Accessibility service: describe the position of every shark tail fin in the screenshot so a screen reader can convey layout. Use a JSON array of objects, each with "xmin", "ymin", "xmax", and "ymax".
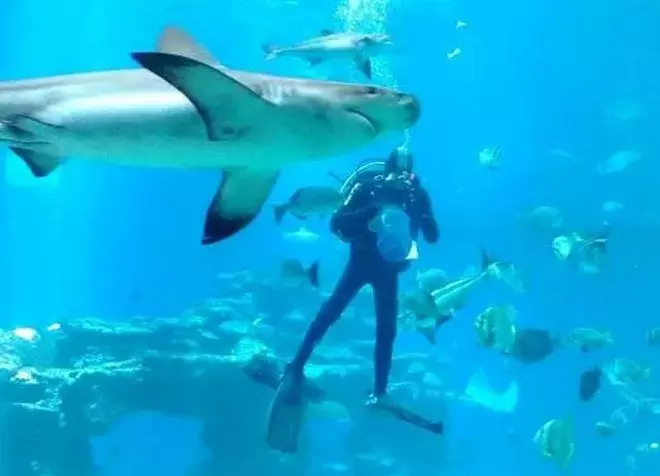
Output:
[
  {"xmin": 420, "ymin": 326, "xmax": 436, "ymax": 344},
  {"xmin": 262, "ymin": 44, "xmax": 278, "ymax": 60},
  {"xmin": 307, "ymin": 261, "xmax": 320, "ymax": 288},
  {"xmin": 480, "ymin": 248, "xmax": 497, "ymax": 272},
  {"xmin": 273, "ymin": 203, "xmax": 287, "ymax": 224}
]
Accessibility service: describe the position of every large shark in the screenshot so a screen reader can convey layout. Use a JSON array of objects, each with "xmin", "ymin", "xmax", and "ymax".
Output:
[{"xmin": 0, "ymin": 27, "xmax": 420, "ymax": 244}]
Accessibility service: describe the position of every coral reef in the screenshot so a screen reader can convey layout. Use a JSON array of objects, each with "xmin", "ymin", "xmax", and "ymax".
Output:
[{"xmin": 0, "ymin": 273, "xmax": 448, "ymax": 476}]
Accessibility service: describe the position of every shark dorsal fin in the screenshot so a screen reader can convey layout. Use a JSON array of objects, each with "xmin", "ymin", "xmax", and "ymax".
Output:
[
  {"xmin": 320, "ymin": 29, "xmax": 334, "ymax": 36},
  {"xmin": 132, "ymin": 52, "xmax": 277, "ymax": 142},
  {"xmin": 157, "ymin": 27, "xmax": 218, "ymax": 65}
]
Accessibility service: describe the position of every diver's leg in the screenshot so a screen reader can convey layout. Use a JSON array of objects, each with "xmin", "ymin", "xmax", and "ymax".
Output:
[
  {"xmin": 267, "ymin": 261, "xmax": 366, "ymax": 453},
  {"xmin": 371, "ymin": 269, "xmax": 399, "ymax": 398},
  {"xmin": 289, "ymin": 261, "xmax": 366, "ymax": 373}
]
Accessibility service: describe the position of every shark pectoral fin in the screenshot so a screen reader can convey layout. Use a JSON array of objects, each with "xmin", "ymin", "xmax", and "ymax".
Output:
[
  {"xmin": 10, "ymin": 147, "xmax": 63, "ymax": 177},
  {"xmin": 202, "ymin": 168, "xmax": 280, "ymax": 245},
  {"xmin": 156, "ymin": 27, "xmax": 218, "ymax": 65},
  {"xmin": 131, "ymin": 52, "xmax": 277, "ymax": 142},
  {"xmin": 354, "ymin": 55, "xmax": 372, "ymax": 79}
]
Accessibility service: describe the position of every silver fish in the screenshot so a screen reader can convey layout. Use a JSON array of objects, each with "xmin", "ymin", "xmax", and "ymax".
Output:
[
  {"xmin": 0, "ymin": 27, "xmax": 419, "ymax": 245},
  {"xmin": 273, "ymin": 186, "xmax": 342, "ymax": 224}
]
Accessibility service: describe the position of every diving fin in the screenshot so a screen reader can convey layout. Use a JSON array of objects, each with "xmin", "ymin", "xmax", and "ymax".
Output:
[
  {"xmin": 242, "ymin": 355, "xmax": 326, "ymax": 401},
  {"xmin": 373, "ymin": 399, "xmax": 444, "ymax": 435},
  {"xmin": 266, "ymin": 372, "xmax": 308, "ymax": 454}
]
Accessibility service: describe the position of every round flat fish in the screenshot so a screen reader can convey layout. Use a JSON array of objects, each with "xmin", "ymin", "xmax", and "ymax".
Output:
[
  {"xmin": 508, "ymin": 328, "xmax": 557, "ymax": 363},
  {"xmin": 578, "ymin": 366, "xmax": 602, "ymax": 402}
]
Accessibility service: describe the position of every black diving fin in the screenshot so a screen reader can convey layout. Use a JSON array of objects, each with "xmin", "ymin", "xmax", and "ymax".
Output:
[
  {"xmin": 374, "ymin": 399, "xmax": 445, "ymax": 435},
  {"xmin": 243, "ymin": 355, "xmax": 321, "ymax": 454},
  {"xmin": 265, "ymin": 373, "xmax": 307, "ymax": 454}
]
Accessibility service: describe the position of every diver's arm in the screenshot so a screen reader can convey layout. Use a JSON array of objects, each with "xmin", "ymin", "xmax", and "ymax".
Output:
[
  {"xmin": 331, "ymin": 183, "xmax": 380, "ymax": 242},
  {"xmin": 416, "ymin": 188, "xmax": 439, "ymax": 244}
]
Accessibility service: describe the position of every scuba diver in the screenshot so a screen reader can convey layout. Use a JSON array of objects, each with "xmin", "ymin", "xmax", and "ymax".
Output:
[{"xmin": 266, "ymin": 146, "xmax": 441, "ymax": 453}]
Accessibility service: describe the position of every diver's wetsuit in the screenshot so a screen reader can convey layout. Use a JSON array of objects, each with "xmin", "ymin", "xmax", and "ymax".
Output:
[{"xmin": 289, "ymin": 171, "xmax": 439, "ymax": 397}]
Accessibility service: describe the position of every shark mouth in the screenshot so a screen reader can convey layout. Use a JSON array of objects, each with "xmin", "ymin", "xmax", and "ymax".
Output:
[{"xmin": 346, "ymin": 109, "xmax": 379, "ymax": 135}]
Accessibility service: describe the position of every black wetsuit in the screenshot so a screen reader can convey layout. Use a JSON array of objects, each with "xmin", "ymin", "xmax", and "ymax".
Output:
[{"xmin": 289, "ymin": 172, "xmax": 439, "ymax": 397}]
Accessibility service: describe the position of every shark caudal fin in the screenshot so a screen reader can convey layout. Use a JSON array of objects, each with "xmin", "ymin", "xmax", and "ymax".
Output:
[
  {"xmin": 273, "ymin": 203, "xmax": 288, "ymax": 224},
  {"xmin": 307, "ymin": 261, "xmax": 320, "ymax": 288},
  {"xmin": 480, "ymin": 248, "xmax": 496, "ymax": 271},
  {"xmin": 202, "ymin": 168, "xmax": 280, "ymax": 245}
]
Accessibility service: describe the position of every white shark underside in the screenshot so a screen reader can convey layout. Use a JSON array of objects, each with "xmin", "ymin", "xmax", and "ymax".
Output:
[{"xmin": 0, "ymin": 27, "xmax": 419, "ymax": 244}]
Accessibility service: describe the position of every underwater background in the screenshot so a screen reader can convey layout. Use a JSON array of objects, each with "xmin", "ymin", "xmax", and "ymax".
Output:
[{"xmin": 1, "ymin": 0, "xmax": 659, "ymax": 475}]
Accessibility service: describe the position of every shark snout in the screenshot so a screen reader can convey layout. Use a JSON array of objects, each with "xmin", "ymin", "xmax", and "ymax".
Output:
[{"xmin": 400, "ymin": 94, "xmax": 421, "ymax": 125}]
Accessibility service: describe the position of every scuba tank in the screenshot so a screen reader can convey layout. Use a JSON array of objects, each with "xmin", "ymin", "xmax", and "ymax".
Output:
[
  {"xmin": 339, "ymin": 145, "xmax": 419, "ymax": 262},
  {"xmin": 369, "ymin": 205, "xmax": 417, "ymax": 262}
]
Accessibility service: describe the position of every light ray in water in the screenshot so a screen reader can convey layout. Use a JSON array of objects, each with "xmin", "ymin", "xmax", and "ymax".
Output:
[{"xmin": 336, "ymin": 0, "xmax": 412, "ymax": 147}]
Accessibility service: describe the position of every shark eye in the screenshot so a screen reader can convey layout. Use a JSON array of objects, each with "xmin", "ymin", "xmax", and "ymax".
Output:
[{"xmin": 365, "ymin": 86, "xmax": 379, "ymax": 95}]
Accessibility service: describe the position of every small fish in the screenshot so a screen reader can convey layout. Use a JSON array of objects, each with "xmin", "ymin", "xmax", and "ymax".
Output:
[
  {"xmin": 283, "ymin": 226, "xmax": 321, "ymax": 243},
  {"xmin": 478, "ymin": 146, "xmax": 502, "ymax": 170},
  {"xmin": 456, "ymin": 20, "xmax": 468, "ymax": 30},
  {"xmin": 447, "ymin": 48, "xmax": 461, "ymax": 60},
  {"xmin": 647, "ymin": 327, "xmax": 660, "ymax": 346},
  {"xmin": 565, "ymin": 328, "xmax": 613, "ymax": 353},
  {"xmin": 553, "ymin": 227, "xmax": 609, "ymax": 272},
  {"xmin": 425, "ymin": 250, "xmax": 499, "ymax": 317},
  {"xmin": 400, "ymin": 288, "xmax": 452, "ymax": 344},
  {"xmin": 578, "ymin": 366, "xmax": 602, "ymax": 402},
  {"xmin": 534, "ymin": 416, "xmax": 575, "ymax": 469},
  {"xmin": 605, "ymin": 358, "xmax": 651, "ymax": 387},
  {"xmin": 519, "ymin": 206, "xmax": 564, "ymax": 232},
  {"xmin": 273, "ymin": 186, "xmax": 342, "ymax": 224},
  {"xmin": 508, "ymin": 328, "xmax": 558, "ymax": 363},
  {"xmin": 474, "ymin": 305, "xmax": 518, "ymax": 353},
  {"xmin": 262, "ymin": 30, "xmax": 393, "ymax": 79},
  {"xmin": 281, "ymin": 259, "xmax": 320, "ymax": 288},
  {"xmin": 596, "ymin": 149, "xmax": 642, "ymax": 174},
  {"xmin": 594, "ymin": 421, "xmax": 616, "ymax": 437}
]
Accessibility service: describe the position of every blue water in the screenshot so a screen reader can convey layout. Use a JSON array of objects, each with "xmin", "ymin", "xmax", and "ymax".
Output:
[{"xmin": 1, "ymin": 0, "xmax": 659, "ymax": 474}]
